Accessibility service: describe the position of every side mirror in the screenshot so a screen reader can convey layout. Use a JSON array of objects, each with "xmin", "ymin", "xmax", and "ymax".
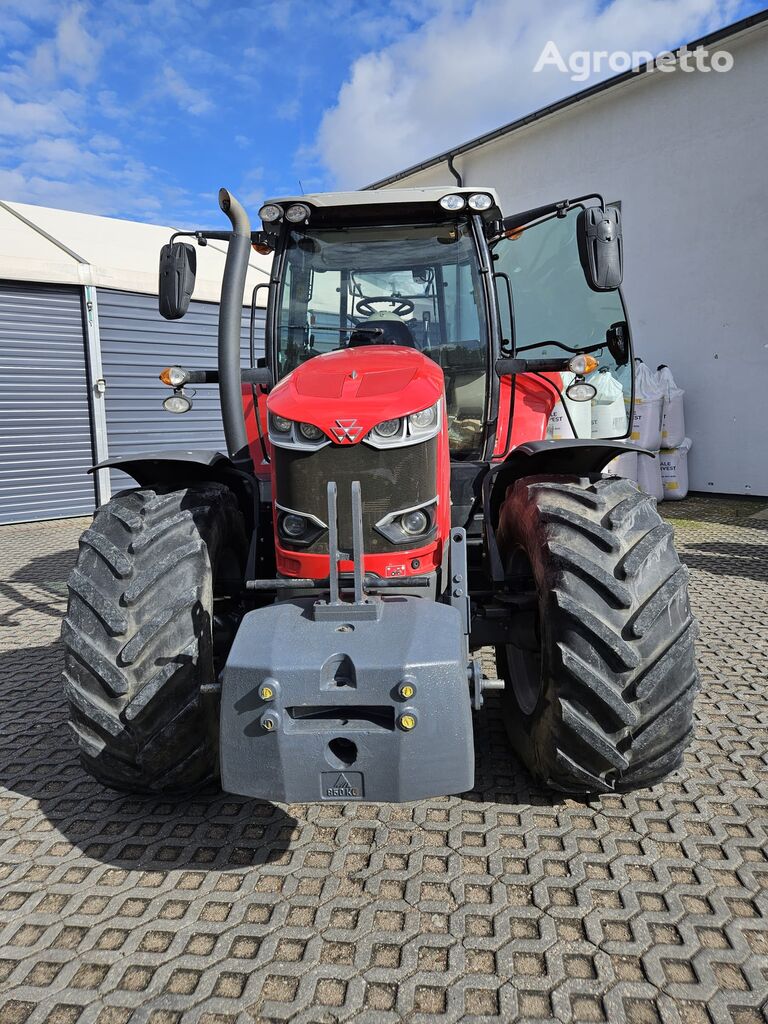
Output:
[
  {"xmin": 159, "ymin": 242, "xmax": 196, "ymax": 320},
  {"xmin": 606, "ymin": 320, "xmax": 630, "ymax": 365},
  {"xmin": 577, "ymin": 205, "xmax": 622, "ymax": 291}
]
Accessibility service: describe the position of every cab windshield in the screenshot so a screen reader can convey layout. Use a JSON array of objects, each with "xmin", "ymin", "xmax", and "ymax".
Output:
[{"xmin": 275, "ymin": 221, "xmax": 489, "ymax": 457}]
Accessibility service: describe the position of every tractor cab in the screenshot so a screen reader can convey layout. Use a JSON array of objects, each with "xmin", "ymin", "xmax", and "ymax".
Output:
[
  {"xmin": 255, "ymin": 187, "xmax": 634, "ymax": 532},
  {"xmin": 262, "ymin": 188, "xmax": 501, "ymax": 462}
]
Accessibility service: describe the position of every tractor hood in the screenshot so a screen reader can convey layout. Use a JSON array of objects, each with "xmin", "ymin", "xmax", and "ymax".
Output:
[{"xmin": 267, "ymin": 347, "xmax": 445, "ymax": 444}]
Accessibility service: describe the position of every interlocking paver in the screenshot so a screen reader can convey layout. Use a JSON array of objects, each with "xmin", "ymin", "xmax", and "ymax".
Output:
[{"xmin": 0, "ymin": 496, "xmax": 766, "ymax": 1023}]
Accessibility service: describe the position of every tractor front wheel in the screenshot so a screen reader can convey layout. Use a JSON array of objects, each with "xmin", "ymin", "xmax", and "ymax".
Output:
[
  {"xmin": 62, "ymin": 482, "xmax": 247, "ymax": 793},
  {"xmin": 495, "ymin": 474, "xmax": 698, "ymax": 794}
]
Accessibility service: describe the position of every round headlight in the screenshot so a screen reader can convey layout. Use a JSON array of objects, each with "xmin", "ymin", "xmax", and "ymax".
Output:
[
  {"xmin": 259, "ymin": 204, "xmax": 282, "ymax": 223},
  {"xmin": 272, "ymin": 414, "xmax": 292, "ymax": 433},
  {"xmin": 468, "ymin": 193, "xmax": 492, "ymax": 211},
  {"xmin": 439, "ymin": 194, "xmax": 466, "ymax": 211},
  {"xmin": 409, "ymin": 406, "xmax": 437, "ymax": 430},
  {"xmin": 565, "ymin": 381, "xmax": 597, "ymax": 403},
  {"xmin": 373, "ymin": 418, "xmax": 401, "ymax": 439},
  {"xmin": 285, "ymin": 203, "xmax": 310, "ymax": 223},
  {"xmin": 401, "ymin": 509, "xmax": 429, "ymax": 535},
  {"xmin": 282, "ymin": 514, "xmax": 307, "ymax": 538},
  {"xmin": 163, "ymin": 393, "xmax": 192, "ymax": 414},
  {"xmin": 299, "ymin": 421, "xmax": 324, "ymax": 441}
]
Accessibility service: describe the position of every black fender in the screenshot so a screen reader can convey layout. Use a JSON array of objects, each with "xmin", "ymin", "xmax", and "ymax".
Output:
[
  {"xmin": 482, "ymin": 440, "xmax": 651, "ymax": 583},
  {"xmin": 91, "ymin": 449, "xmax": 269, "ymax": 532},
  {"xmin": 91, "ymin": 449, "xmax": 238, "ymax": 488}
]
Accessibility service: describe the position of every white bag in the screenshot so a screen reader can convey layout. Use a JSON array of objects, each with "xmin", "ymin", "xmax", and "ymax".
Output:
[
  {"xmin": 656, "ymin": 365, "xmax": 686, "ymax": 449},
  {"xmin": 637, "ymin": 451, "xmax": 664, "ymax": 501},
  {"xmin": 660, "ymin": 438, "xmax": 692, "ymax": 500},
  {"xmin": 604, "ymin": 449, "xmax": 638, "ymax": 481},
  {"xmin": 546, "ymin": 372, "xmax": 592, "ymax": 439},
  {"xmin": 591, "ymin": 369, "xmax": 628, "ymax": 438},
  {"xmin": 627, "ymin": 360, "xmax": 664, "ymax": 450}
]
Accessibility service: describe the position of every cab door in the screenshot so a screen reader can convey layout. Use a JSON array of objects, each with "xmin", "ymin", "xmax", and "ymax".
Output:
[{"xmin": 491, "ymin": 203, "xmax": 631, "ymax": 453}]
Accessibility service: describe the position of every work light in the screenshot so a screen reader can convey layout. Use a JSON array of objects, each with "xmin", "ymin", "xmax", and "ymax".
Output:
[
  {"xmin": 285, "ymin": 203, "xmax": 310, "ymax": 223},
  {"xmin": 439, "ymin": 194, "xmax": 465, "ymax": 211},
  {"xmin": 468, "ymin": 193, "xmax": 492, "ymax": 211},
  {"xmin": 565, "ymin": 380, "xmax": 597, "ymax": 402},
  {"xmin": 162, "ymin": 392, "xmax": 192, "ymax": 414},
  {"xmin": 259, "ymin": 204, "xmax": 282, "ymax": 222}
]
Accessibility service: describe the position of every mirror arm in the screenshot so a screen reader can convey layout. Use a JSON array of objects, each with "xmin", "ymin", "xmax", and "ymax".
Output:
[
  {"xmin": 161, "ymin": 366, "xmax": 273, "ymax": 387},
  {"xmin": 495, "ymin": 356, "xmax": 571, "ymax": 377}
]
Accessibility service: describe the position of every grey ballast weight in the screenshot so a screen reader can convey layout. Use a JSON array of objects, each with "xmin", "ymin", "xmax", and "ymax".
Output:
[{"xmin": 220, "ymin": 596, "xmax": 474, "ymax": 802}]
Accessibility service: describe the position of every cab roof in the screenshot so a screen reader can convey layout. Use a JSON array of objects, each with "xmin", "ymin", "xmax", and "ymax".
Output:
[{"xmin": 260, "ymin": 187, "xmax": 503, "ymax": 225}]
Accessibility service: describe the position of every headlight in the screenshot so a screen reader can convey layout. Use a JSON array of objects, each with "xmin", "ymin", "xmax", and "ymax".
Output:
[
  {"xmin": 281, "ymin": 514, "xmax": 307, "ymax": 538},
  {"xmin": 409, "ymin": 406, "xmax": 437, "ymax": 430},
  {"xmin": 402, "ymin": 509, "xmax": 429, "ymax": 535},
  {"xmin": 163, "ymin": 392, "xmax": 192, "ymax": 414},
  {"xmin": 259, "ymin": 204, "xmax": 282, "ymax": 222},
  {"xmin": 374, "ymin": 499, "xmax": 437, "ymax": 544},
  {"xmin": 285, "ymin": 203, "xmax": 310, "ymax": 223},
  {"xmin": 373, "ymin": 418, "xmax": 402, "ymax": 439},
  {"xmin": 439, "ymin": 194, "xmax": 465, "ymax": 211},
  {"xmin": 271, "ymin": 414, "xmax": 292, "ymax": 432},
  {"xmin": 364, "ymin": 401, "xmax": 441, "ymax": 448},
  {"xmin": 299, "ymin": 421, "xmax": 324, "ymax": 441},
  {"xmin": 468, "ymin": 193, "xmax": 492, "ymax": 211},
  {"xmin": 565, "ymin": 380, "xmax": 597, "ymax": 402}
]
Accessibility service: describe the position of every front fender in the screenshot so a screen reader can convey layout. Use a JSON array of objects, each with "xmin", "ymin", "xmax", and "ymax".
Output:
[
  {"xmin": 482, "ymin": 440, "xmax": 651, "ymax": 583},
  {"xmin": 90, "ymin": 449, "xmax": 237, "ymax": 488}
]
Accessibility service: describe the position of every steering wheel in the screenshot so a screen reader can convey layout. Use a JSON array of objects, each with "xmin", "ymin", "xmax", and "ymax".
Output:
[{"xmin": 356, "ymin": 296, "xmax": 415, "ymax": 318}]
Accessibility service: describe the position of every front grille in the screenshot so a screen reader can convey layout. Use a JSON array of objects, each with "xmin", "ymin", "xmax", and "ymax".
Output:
[{"xmin": 274, "ymin": 438, "xmax": 438, "ymax": 554}]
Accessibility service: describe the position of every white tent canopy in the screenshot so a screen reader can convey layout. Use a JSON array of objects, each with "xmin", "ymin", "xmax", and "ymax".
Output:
[{"xmin": 0, "ymin": 200, "xmax": 272, "ymax": 306}]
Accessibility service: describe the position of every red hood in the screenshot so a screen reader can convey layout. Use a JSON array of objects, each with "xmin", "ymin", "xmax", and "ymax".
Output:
[{"xmin": 268, "ymin": 346, "xmax": 444, "ymax": 442}]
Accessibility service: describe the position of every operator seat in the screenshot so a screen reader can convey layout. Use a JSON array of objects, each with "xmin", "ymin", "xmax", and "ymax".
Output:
[{"xmin": 348, "ymin": 312, "xmax": 416, "ymax": 349}]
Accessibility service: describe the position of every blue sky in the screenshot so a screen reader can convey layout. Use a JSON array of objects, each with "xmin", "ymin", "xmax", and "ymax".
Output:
[{"xmin": 0, "ymin": 0, "xmax": 762, "ymax": 226}]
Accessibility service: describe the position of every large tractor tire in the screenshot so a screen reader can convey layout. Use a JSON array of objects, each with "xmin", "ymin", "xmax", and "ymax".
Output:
[
  {"xmin": 62, "ymin": 482, "xmax": 247, "ymax": 793},
  {"xmin": 495, "ymin": 474, "xmax": 698, "ymax": 794}
]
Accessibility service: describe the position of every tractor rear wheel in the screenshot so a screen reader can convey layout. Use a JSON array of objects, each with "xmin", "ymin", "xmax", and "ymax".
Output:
[
  {"xmin": 495, "ymin": 474, "xmax": 698, "ymax": 794},
  {"xmin": 62, "ymin": 482, "xmax": 247, "ymax": 793}
]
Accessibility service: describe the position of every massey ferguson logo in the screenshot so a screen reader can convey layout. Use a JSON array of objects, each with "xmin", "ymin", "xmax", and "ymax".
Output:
[{"xmin": 331, "ymin": 418, "xmax": 362, "ymax": 443}]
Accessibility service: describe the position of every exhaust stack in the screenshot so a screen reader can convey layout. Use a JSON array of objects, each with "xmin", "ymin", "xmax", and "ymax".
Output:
[{"xmin": 217, "ymin": 188, "xmax": 250, "ymax": 464}]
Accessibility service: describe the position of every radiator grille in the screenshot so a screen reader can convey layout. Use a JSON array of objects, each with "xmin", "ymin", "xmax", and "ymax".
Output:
[{"xmin": 273, "ymin": 438, "xmax": 437, "ymax": 554}]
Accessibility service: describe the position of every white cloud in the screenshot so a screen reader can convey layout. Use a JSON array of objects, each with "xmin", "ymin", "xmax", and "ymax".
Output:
[
  {"xmin": 0, "ymin": 91, "xmax": 77, "ymax": 136},
  {"xmin": 315, "ymin": 0, "xmax": 742, "ymax": 187},
  {"xmin": 161, "ymin": 66, "xmax": 214, "ymax": 115}
]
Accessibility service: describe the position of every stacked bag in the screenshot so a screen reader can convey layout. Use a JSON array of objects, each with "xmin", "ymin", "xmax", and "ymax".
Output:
[
  {"xmin": 543, "ymin": 359, "xmax": 692, "ymax": 500},
  {"xmin": 656, "ymin": 365, "xmax": 691, "ymax": 501},
  {"xmin": 628, "ymin": 360, "xmax": 691, "ymax": 501}
]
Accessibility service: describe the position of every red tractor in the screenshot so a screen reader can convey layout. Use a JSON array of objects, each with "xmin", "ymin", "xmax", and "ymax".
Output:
[{"xmin": 62, "ymin": 187, "xmax": 698, "ymax": 801}]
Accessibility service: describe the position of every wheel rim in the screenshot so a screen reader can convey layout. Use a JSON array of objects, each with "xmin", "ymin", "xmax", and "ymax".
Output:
[{"xmin": 504, "ymin": 546, "xmax": 543, "ymax": 716}]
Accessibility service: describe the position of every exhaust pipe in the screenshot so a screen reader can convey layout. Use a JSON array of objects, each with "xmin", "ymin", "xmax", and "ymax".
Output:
[{"xmin": 217, "ymin": 188, "xmax": 250, "ymax": 464}]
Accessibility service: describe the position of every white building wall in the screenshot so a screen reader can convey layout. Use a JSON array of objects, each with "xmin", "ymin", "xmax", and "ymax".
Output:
[{"xmin": 387, "ymin": 23, "xmax": 768, "ymax": 496}]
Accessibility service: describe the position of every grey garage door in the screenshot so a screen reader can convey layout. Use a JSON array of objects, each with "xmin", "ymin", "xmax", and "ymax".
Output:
[
  {"xmin": 0, "ymin": 280, "xmax": 95, "ymax": 524},
  {"xmin": 98, "ymin": 289, "xmax": 265, "ymax": 494}
]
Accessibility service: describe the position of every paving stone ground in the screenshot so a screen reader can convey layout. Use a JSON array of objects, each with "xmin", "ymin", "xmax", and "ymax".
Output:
[{"xmin": 0, "ymin": 495, "xmax": 766, "ymax": 1024}]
